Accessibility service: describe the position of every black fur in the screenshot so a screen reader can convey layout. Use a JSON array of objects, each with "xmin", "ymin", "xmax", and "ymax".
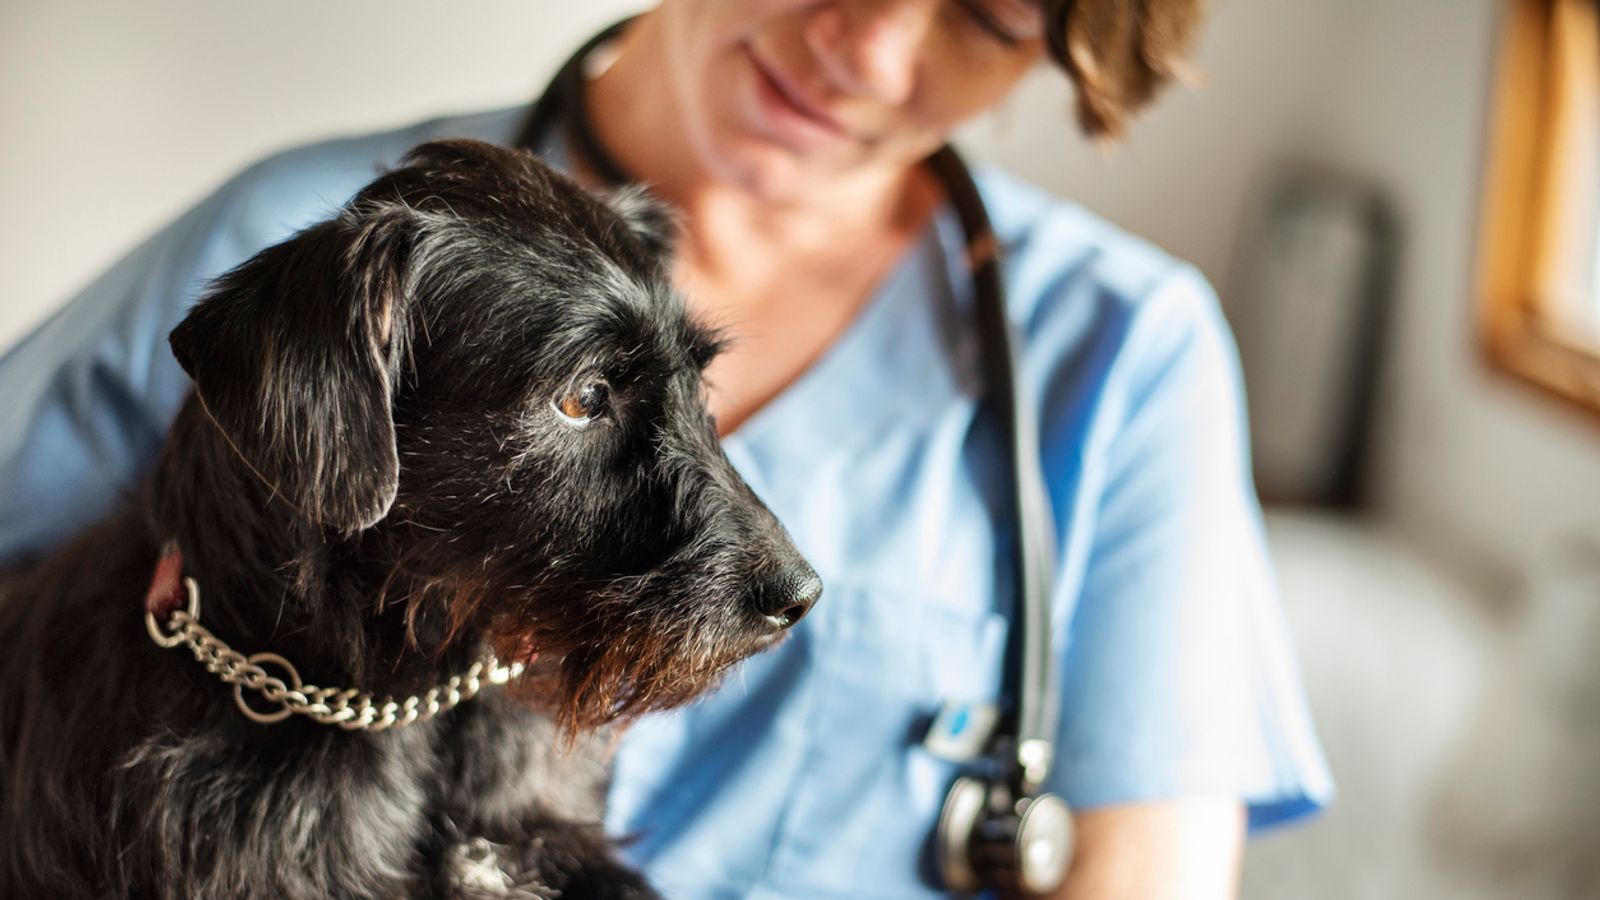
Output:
[{"xmin": 0, "ymin": 139, "xmax": 820, "ymax": 899}]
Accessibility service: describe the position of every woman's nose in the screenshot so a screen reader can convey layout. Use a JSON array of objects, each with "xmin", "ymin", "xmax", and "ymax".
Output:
[{"xmin": 803, "ymin": 0, "xmax": 932, "ymax": 106}]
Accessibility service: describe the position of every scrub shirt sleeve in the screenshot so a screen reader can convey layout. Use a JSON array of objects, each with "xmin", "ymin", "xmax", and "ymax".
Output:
[
  {"xmin": 1047, "ymin": 264, "xmax": 1333, "ymax": 830},
  {"xmin": 0, "ymin": 109, "xmax": 527, "ymax": 566},
  {"xmin": 0, "ymin": 156, "xmax": 327, "ymax": 564}
]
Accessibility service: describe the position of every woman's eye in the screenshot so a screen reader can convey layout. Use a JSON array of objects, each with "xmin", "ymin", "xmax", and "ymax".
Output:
[
  {"xmin": 952, "ymin": 0, "xmax": 1043, "ymax": 47},
  {"xmin": 954, "ymin": 0, "xmax": 1024, "ymax": 46},
  {"xmin": 553, "ymin": 381, "xmax": 610, "ymax": 424}
]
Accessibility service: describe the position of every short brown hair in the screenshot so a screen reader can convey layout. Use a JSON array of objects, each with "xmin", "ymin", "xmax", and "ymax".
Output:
[{"xmin": 1046, "ymin": 0, "xmax": 1206, "ymax": 139}]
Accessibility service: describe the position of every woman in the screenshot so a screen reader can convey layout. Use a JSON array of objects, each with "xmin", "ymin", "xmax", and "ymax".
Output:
[{"xmin": 0, "ymin": 1, "xmax": 1330, "ymax": 897}]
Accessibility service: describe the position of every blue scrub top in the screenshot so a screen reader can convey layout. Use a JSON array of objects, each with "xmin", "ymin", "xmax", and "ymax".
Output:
[{"xmin": 0, "ymin": 105, "xmax": 1332, "ymax": 898}]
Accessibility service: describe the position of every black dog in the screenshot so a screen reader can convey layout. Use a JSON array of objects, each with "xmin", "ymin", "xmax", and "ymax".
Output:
[{"xmin": 0, "ymin": 139, "xmax": 820, "ymax": 899}]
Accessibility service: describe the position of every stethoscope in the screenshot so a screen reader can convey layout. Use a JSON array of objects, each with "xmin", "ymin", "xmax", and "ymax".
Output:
[{"xmin": 516, "ymin": 19, "xmax": 1072, "ymax": 898}]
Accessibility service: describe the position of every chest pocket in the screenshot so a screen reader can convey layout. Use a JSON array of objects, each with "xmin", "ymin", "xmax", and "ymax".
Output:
[
  {"xmin": 610, "ymin": 399, "xmax": 1021, "ymax": 895},
  {"xmin": 761, "ymin": 574, "xmax": 1009, "ymax": 898}
]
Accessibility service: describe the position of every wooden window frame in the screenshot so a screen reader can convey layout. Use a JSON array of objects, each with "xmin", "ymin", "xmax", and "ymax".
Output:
[{"xmin": 1478, "ymin": 0, "xmax": 1600, "ymax": 421}]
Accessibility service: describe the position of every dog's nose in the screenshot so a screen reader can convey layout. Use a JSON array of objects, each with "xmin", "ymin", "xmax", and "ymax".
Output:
[{"xmin": 758, "ymin": 565, "xmax": 822, "ymax": 631}]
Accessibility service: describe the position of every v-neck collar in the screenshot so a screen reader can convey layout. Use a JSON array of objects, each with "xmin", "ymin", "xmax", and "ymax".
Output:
[
  {"xmin": 719, "ymin": 217, "xmax": 945, "ymax": 450},
  {"xmin": 535, "ymin": 134, "xmax": 973, "ymax": 471}
]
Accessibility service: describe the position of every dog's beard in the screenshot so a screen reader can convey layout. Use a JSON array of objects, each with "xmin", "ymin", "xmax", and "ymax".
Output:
[
  {"xmin": 423, "ymin": 569, "xmax": 776, "ymax": 736},
  {"xmin": 495, "ymin": 618, "xmax": 759, "ymax": 737}
]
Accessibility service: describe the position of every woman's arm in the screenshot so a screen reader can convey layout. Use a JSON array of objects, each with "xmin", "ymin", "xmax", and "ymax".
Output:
[
  {"xmin": 1056, "ymin": 800, "xmax": 1245, "ymax": 900},
  {"xmin": 1031, "ymin": 259, "xmax": 1330, "ymax": 894}
]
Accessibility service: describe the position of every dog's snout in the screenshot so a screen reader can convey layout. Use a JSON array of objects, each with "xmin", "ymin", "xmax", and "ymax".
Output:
[{"xmin": 758, "ymin": 564, "xmax": 822, "ymax": 631}]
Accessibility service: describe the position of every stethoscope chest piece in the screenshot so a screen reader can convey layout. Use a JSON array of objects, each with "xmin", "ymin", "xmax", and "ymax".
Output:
[
  {"xmin": 1015, "ymin": 792, "xmax": 1073, "ymax": 894},
  {"xmin": 937, "ymin": 776, "xmax": 1073, "ymax": 897},
  {"xmin": 937, "ymin": 775, "xmax": 990, "ymax": 893}
]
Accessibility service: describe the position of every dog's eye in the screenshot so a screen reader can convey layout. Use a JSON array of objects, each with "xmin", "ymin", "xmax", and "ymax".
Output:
[{"xmin": 553, "ymin": 381, "xmax": 610, "ymax": 425}]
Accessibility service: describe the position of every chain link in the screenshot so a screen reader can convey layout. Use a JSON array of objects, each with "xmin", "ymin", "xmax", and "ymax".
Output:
[{"xmin": 145, "ymin": 577, "xmax": 523, "ymax": 730}]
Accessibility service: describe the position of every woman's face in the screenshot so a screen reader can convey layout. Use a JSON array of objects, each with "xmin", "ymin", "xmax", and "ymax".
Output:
[{"xmin": 651, "ymin": 0, "xmax": 1045, "ymax": 198}]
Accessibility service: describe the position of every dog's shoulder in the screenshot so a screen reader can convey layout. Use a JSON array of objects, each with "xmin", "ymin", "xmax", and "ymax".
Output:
[{"xmin": 445, "ymin": 692, "xmax": 614, "ymax": 827}]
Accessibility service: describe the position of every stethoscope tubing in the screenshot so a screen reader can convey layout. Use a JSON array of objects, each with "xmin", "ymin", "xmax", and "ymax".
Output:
[{"xmin": 516, "ymin": 15, "xmax": 1061, "ymax": 795}]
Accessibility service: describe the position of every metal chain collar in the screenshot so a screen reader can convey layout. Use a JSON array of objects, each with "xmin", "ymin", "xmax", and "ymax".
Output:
[{"xmin": 144, "ymin": 576, "xmax": 524, "ymax": 730}]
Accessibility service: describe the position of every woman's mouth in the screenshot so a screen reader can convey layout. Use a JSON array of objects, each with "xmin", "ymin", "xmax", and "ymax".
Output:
[{"xmin": 743, "ymin": 43, "xmax": 850, "ymax": 149}]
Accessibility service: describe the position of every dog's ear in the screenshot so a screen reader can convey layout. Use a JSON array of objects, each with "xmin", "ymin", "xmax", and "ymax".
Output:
[
  {"xmin": 169, "ymin": 206, "xmax": 415, "ymax": 534},
  {"xmin": 599, "ymin": 185, "xmax": 678, "ymax": 269}
]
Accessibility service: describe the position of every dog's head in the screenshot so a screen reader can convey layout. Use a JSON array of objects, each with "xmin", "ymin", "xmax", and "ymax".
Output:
[{"xmin": 168, "ymin": 139, "xmax": 820, "ymax": 730}]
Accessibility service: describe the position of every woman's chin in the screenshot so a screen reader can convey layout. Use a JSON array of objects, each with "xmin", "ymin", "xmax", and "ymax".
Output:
[
  {"xmin": 692, "ymin": 130, "xmax": 869, "ymax": 206},
  {"xmin": 720, "ymin": 155, "xmax": 816, "ymax": 204}
]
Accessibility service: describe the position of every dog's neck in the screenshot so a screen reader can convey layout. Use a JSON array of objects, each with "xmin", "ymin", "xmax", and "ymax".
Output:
[{"xmin": 147, "ymin": 398, "xmax": 474, "ymax": 691}]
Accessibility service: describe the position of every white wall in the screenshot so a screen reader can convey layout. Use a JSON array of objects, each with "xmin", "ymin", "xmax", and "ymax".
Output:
[
  {"xmin": 5, "ymin": 0, "xmax": 1599, "ymax": 581},
  {"xmin": 969, "ymin": 0, "xmax": 1600, "ymax": 584},
  {"xmin": 1293, "ymin": 0, "xmax": 1600, "ymax": 584},
  {"xmin": 0, "ymin": 0, "xmax": 644, "ymax": 346},
  {"xmin": 964, "ymin": 0, "xmax": 1349, "ymax": 296}
]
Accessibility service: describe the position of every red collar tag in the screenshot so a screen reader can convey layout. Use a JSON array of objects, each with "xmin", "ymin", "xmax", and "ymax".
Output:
[{"xmin": 144, "ymin": 542, "xmax": 185, "ymax": 618}]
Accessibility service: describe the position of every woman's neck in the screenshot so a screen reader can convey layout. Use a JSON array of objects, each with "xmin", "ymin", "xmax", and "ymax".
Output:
[
  {"xmin": 583, "ymin": 11, "xmax": 939, "ymax": 272},
  {"xmin": 576, "ymin": 12, "xmax": 946, "ymax": 435}
]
